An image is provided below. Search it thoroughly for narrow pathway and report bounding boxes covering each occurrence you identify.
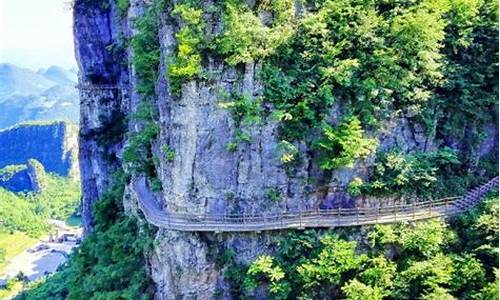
[134,177,498,232]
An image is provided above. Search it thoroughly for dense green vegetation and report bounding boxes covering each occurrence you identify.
[215,0,294,66]
[123,2,162,182]
[0,169,81,297]
[116,0,129,16]
[147,0,497,196]
[123,0,498,195]
[168,1,205,95]
[0,174,80,237]
[259,0,497,194]
[223,193,499,299]
[361,148,463,199]
[15,171,155,300]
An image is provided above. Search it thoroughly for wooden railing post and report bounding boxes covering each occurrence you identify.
[429,201,433,216]
[338,207,341,227]
[299,211,303,229]
[356,207,359,225]
[394,204,397,222]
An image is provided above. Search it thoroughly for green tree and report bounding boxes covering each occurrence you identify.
[245,255,290,300]
[314,116,378,170]
[392,254,454,299]
[342,279,385,300]
[297,235,366,296]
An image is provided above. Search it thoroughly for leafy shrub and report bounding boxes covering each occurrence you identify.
[314,116,378,170]
[123,103,159,177]
[347,177,363,196]
[219,92,263,127]
[363,148,462,198]
[219,92,263,149]
[215,0,293,66]
[277,141,299,164]
[244,256,290,299]
[168,1,205,95]
[131,3,161,98]
[115,0,129,16]
[161,145,176,162]
[225,141,238,152]
[265,188,281,201]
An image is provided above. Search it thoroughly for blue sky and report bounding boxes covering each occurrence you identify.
[0,0,76,70]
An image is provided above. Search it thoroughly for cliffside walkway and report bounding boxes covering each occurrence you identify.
[135,176,498,232]
[76,84,120,90]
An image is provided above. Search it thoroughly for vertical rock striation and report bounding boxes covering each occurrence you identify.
[74,0,129,233]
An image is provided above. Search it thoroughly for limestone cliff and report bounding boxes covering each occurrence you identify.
[73,0,498,299]
[0,159,47,193]
[0,121,79,179]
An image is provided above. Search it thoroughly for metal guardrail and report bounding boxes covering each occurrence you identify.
[136,177,498,232]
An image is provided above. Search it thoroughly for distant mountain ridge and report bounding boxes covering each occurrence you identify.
[0,63,79,129]
[38,65,78,85]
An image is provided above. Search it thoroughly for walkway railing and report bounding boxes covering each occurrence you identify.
[76,84,120,90]
[135,176,498,232]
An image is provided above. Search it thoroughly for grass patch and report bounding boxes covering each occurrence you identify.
[0,279,23,299]
[0,231,38,273]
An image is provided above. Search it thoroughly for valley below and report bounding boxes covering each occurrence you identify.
[0,121,81,299]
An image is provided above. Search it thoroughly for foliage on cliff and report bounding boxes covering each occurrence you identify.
[314,116,378,170]
[260,0,496,180]
[155,0,498,193]
[124,0,496,191]
[233,193,499,299]
[124,2,162,183]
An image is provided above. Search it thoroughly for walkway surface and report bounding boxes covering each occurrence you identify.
[135,176,498,232]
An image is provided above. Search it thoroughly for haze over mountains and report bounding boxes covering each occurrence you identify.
[0,63,79,129]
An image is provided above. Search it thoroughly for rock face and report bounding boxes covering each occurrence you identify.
[73,0,130,233]
[73,1,498,299]
[0,159,47,193]
[0,121,79,179]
